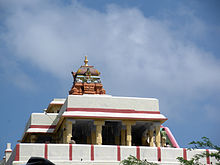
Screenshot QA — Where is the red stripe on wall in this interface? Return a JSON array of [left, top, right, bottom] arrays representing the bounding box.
[[183, 148, 187, 160], [29, 125, 56, 129], [157, 147, 161, 162], [66, 108, 160, 114], [117, 145, 121, 161], [69, 144, 72, 161], [91, 145, 94, 161], [136, 146, 140, 160], [14, 144, 20, 161], [44, 144, 48, 159], [206, 149, 210, 164], [63, 115, 167, 121]]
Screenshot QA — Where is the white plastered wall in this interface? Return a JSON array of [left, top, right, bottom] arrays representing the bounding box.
[[66, 95, 159, 111], [140, 147, 158, 162], [31, 113, 58, 125], [19, 144, 45, 161], [48, 144, 69, 160], [94, 145, 117, 161], [10, 144, 218, 165], [160, 148, 183, 163], [23, 113, 59, 133]]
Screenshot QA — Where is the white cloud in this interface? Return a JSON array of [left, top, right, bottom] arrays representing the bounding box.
[[1, 0, 220, 119]]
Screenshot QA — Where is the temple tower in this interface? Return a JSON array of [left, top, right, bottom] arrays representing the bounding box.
[[69, 56, 106, 95]]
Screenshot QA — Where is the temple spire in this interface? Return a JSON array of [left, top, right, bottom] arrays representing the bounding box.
[[84, 56, 88, 66], [69, 57, 106, 95]]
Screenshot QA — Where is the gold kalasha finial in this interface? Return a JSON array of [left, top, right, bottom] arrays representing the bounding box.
[[84, 56, 88, 66]]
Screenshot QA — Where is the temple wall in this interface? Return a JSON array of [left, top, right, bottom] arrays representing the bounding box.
[[31, 113, 58, 125], [9, 143, 218, 165], [66, 95, 159, 112], [160, 147, 183, 162], [22, 113, 59, 134]]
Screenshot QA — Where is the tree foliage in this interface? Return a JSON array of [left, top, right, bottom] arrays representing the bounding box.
[[177, 137, 220, 165]]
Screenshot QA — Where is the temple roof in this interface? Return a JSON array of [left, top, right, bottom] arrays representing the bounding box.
[[76, 66, 100, 76], [21, 95, 167, 139]]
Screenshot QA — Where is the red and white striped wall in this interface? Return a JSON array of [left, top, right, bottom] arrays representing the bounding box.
[[10, 143, 217, 165]]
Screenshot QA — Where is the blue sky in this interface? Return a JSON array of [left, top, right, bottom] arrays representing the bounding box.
[[0, 0, 220, 158]]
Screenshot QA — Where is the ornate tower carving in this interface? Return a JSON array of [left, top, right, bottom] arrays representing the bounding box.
[[69, 56, 106, 95]]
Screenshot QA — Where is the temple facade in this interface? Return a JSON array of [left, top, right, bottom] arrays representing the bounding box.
[[21, 56, 167, 147], [3, 57, 217, 165]]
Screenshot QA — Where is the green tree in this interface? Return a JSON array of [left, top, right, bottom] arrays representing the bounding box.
[[177, 137, 220, 165]]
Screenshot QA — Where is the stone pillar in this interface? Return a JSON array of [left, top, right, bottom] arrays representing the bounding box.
[[126, 124, 132, 146], [66, 120, 73, 144], [149, 129, 154, 147], [155, 125, 161, 147], [5, 143, 12, 162], [122, 121, 136, 146], [30, 135, 37, 143], [121, 129, 126, 145], [63, 119, 74, 144], [94, 120, 105, 145]]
